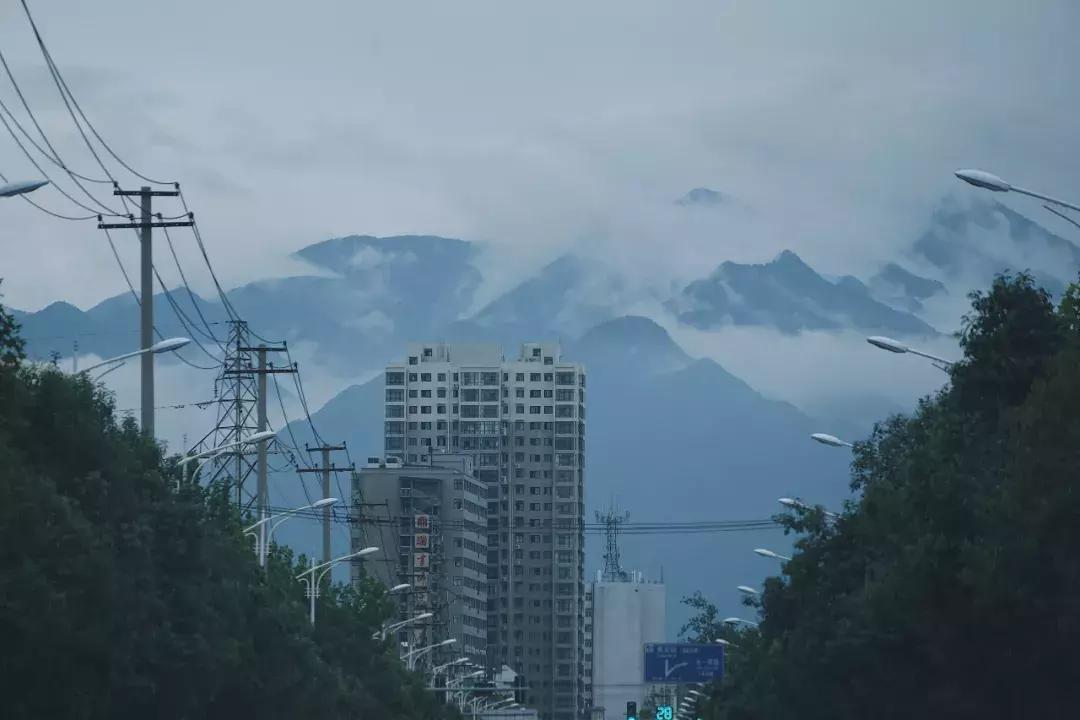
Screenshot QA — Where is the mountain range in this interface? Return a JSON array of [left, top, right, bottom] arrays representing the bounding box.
[[10, 191, 1080, 630]]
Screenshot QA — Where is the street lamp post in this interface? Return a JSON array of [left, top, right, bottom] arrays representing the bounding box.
[[78, 337, 192, 378], [374, 612, 434, 642], [723, 617, 759, 628], [0, 179, 49, 197], [243, 496, 339, 567], [180, 429, 277, 482], [404, 638, 457, 671], [779, 496, 839, 520], [737, 585, 760, 596], [753, 547, 792, 562], [296, 547, 379, 625], [955, 169, 1080, 213], [866, 336, 953, 370], [810, 432, 853, 448]]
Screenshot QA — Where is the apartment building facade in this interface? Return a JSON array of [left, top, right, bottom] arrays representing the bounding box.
[[351, 455, 488, 665], [383, 342, 586, 720]]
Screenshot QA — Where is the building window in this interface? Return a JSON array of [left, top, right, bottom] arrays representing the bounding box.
[[420, 389, 431, 398], [516, 373, 525, 381], [386, 404, 404, 418], [530, 406, 541, 415], [530, 373, 541, 382], [386, 372, 405, 385], [437, 387, 446, 398], [544, 406, 553, 414], [408, 373, 418, 382], [421, 372, 432, 382], [437, 404, 446, 414], [408, 356, 418, 365], [516, 404, 525, 414]]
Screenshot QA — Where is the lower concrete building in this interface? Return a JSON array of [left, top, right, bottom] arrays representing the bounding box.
[[351, 452, 488, 666], [589, 572, 666, 720]]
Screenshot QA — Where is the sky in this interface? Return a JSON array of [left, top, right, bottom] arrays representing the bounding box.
[[1, 0, 1079, 447], [1, 0, 1078, 313]]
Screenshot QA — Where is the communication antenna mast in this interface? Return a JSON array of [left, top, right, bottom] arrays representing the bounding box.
[[596, 501, 630, 582]]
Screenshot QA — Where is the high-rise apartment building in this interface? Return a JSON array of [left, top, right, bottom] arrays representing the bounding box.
[[351, 454, 488, 664], [384, 342, 586, 720]]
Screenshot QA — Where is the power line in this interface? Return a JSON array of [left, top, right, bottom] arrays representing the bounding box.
[[150, 262, 225, 364], [102, 227, 218, 372], [161, 223, 226, 348], [18, 0, 170, 186], [0, 96, 120, 216]]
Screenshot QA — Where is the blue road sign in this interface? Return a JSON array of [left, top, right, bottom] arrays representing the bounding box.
[[643, 643, 724, 683]]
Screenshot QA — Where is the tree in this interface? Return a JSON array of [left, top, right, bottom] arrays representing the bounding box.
[[701, 273, 1080, 720], [0, 298, 459, 720]]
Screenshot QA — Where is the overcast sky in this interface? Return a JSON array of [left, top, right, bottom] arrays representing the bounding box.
[[1, 0, 1077, 311]]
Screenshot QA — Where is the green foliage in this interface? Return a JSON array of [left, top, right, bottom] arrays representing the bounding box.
[[693, 273, 1080, 720], [0, 303, 457, 720]]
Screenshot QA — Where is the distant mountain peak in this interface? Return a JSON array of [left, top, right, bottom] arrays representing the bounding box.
[[673, 250, 937, 336], [676, 187, 725, 207], [294, 234, 476, 276], [575, 315, 691, 372], [912, 196, 1080, 297]]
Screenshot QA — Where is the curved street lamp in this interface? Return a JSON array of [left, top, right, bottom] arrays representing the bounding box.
[[866, 336, 953, 370], [810, 432, 853, 448], [374, 611, 434, 641], [296, 547, 379, 625], [79, 336, 192, 377], [737, 585, 760, 596], [723, 616, 759, 628], [955, 169, 1080, 213], [779, 496, 839, 520], [0, 178, 49, 197], [404, 637, 457, 671], [243, 495, 338, 567], [753, 547, 792, 562]]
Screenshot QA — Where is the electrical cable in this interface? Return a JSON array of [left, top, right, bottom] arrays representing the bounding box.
[[150, 261, 225, 364], [0, 90, 108, 183], [0, 168, 96, 220], [185, 213, 242, 323], [0, 44, 122, 214], [18, 0, 171, 186], [286, 349, 325, 445], [100, 227, 219, 372], [0, 101, 121, 215], [271, 371, 314, 470], [161, 223, 226, 348]]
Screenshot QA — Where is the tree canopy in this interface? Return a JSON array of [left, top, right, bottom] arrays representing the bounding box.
[[0, 300, 457, 720], [685, 273, 1080, 720]]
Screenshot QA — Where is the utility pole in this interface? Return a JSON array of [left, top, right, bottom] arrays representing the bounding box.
[[298, 443, 351, 564], [235, 344, 291, 558], [98, 186, 191, 437]]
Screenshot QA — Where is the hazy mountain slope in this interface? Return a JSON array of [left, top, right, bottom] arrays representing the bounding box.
[[671, 250, 937, 336]]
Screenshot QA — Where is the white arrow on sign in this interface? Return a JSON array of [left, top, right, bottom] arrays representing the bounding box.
[[664, 660, 688, 678]]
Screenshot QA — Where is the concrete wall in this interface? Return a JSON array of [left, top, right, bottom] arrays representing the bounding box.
[[591, 580, 666, 719]]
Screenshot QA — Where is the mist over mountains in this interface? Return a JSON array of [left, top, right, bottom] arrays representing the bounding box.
[[11, 191, 1080, 630]]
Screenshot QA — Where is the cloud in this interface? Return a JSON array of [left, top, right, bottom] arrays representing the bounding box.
[[2, 0, 1078, 314]]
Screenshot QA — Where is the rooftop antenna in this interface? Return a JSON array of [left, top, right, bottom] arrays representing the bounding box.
[[597, 499, 630, 582]]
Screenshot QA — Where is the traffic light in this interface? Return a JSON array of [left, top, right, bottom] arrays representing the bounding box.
[[626, 701, 637, 720]]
